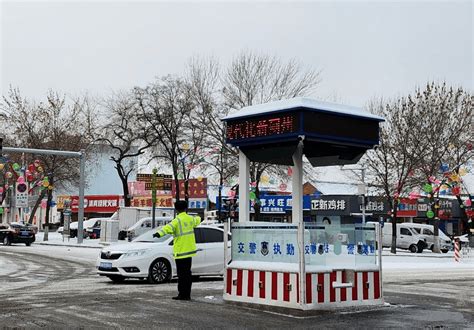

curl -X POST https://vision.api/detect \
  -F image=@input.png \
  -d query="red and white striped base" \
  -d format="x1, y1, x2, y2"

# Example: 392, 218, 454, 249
454, 241, 461, 262
224, 268, 382, 309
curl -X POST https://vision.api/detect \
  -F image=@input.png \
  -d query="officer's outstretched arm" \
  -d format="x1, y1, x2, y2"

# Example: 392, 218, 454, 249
156, 219, 177, 237
193, 216, 201, 228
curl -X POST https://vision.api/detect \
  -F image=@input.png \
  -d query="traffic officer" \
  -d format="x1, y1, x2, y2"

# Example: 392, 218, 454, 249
153, 200, 201, 300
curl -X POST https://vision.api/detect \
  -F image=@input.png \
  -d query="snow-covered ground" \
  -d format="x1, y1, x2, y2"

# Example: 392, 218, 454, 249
21, 232, 474, 273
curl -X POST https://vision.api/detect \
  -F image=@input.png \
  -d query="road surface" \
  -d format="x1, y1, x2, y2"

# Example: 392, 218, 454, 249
0, 245, 472, 328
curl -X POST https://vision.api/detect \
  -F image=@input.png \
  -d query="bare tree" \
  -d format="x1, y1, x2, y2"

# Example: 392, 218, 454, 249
407, 83, 473, 252
365, 97, 426, 254
1, 87, 98, 240
221, 51, 321, 220
97, 91, 155, 206
185, 57, 239, 219
136, 75, 206, 202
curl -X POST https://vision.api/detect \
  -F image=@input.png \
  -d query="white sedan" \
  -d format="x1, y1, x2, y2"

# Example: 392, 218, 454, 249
96, 226, 230, 283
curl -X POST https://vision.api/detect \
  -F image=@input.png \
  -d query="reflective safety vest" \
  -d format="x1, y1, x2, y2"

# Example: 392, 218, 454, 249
157, 212, 201, 259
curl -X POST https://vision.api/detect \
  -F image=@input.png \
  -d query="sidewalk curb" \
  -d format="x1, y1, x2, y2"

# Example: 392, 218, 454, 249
34, 242, 103, 249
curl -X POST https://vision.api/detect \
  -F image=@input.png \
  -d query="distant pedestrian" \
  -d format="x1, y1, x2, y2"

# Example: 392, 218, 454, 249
153, 200, 201, 300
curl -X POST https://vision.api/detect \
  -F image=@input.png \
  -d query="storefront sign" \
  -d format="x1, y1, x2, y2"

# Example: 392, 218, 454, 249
172, 178, 207, 199
58, 195, 121, 213
396, 198, 417, 217
311, 196, 352, 215
136, 173, 172, 191
131, 195, 173, 208
188, 198, 207, 209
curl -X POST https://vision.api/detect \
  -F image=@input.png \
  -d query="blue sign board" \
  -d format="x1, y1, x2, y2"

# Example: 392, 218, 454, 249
216, 195, 312, 213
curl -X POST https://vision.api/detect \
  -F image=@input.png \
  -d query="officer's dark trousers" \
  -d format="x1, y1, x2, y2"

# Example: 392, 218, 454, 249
175, 257, 192, 298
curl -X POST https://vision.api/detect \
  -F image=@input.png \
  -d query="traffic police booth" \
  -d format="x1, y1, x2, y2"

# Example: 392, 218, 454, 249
222, 97, 385, 310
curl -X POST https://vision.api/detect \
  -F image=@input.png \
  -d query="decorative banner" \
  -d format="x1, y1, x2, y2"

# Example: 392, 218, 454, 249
451, 186, 460, 196
127, 181, 149, 196
408, 192, 421, 200
422, 184, 433, 193
249, 191, 256, 200
439, 164, 449, 173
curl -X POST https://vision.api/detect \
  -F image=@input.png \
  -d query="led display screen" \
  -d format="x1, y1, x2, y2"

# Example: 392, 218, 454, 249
226, 113, 299, 142
303, 112, 379, 142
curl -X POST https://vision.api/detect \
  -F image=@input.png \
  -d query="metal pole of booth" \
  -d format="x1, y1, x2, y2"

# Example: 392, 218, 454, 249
238, 149, 250, 223
377, 221, 383, 300
292, 140, 305, 306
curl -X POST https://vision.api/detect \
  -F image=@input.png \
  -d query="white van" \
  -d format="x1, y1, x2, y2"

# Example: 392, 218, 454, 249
125, 216, 172, 240
381, 223, 427, 253
405, 223, 451, 253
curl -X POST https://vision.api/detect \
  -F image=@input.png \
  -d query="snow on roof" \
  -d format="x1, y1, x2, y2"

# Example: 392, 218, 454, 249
223, 97, 384, 121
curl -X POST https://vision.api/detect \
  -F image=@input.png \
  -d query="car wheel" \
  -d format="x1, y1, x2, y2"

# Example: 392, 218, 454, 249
148, 258, 171, 284
441, 249, 449, 253
409, 244, 417, 253
3, 236, 11, 246
25, 242, 31, 246
108, 275, 126, 283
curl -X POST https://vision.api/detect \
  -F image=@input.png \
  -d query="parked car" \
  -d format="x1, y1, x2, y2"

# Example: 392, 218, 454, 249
0, 223, 36, 246
380, 223, 427, 253
408, 223, 451, 253
85, 217, 110, 239
66, 218, 105, 238
10, 222, 39, 234
97, 226, 230, 283
124, 216, 173, 241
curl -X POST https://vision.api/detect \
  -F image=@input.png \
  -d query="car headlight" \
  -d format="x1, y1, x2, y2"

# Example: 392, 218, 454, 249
123, 249, 150, 258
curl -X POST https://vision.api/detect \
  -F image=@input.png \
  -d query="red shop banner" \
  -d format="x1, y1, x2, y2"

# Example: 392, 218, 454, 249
68, 195, 121, 213
397, 198, 417, 217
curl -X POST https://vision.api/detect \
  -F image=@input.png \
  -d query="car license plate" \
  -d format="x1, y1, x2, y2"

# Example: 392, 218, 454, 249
20, 231, 30, 236
100, 262, 112, 269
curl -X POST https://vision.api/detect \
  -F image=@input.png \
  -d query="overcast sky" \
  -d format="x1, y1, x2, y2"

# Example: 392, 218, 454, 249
1, 0, 472, 107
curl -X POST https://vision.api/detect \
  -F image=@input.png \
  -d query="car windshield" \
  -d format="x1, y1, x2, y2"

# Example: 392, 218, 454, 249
133, 228, 171, 243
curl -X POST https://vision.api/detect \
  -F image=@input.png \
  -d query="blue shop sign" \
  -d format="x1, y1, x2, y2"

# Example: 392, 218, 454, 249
216, 195, 312, 213
258, 195, 312, 213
